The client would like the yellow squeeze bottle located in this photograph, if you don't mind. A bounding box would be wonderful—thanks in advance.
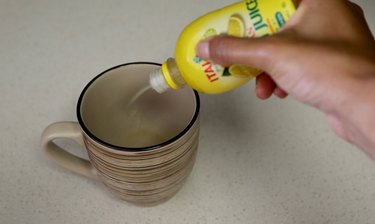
[150,0,296,94]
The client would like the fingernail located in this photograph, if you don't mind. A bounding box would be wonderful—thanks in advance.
[196,40,210,59]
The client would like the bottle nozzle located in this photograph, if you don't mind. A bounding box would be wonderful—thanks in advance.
[149,68,171,93]
[149,58,186,93]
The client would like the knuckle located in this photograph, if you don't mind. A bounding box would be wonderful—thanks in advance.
[348,1,364,15]
[208,36,234,63]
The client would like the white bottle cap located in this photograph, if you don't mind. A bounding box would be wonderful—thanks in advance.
[149,68,171,93]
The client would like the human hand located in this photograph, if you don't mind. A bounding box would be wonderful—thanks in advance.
[196,0,375,159]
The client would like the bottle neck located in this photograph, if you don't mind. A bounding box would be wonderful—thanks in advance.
[164,58,186,88]
[149,68,171,93]
[149,58,186,93]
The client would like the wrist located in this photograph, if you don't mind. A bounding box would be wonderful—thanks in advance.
[334,70,375,159]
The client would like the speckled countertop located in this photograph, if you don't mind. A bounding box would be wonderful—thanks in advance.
[1,1,375,223]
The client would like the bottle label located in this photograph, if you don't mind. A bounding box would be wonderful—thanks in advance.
[176,0,296,93]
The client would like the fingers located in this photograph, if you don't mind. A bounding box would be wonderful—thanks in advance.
[255,73,288,99]
[256,73,275,99]
[195,33,291,100]
[274,87,288,99]
[196,35,277,71]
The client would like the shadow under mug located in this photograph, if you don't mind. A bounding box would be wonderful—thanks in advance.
[41,62,200,206]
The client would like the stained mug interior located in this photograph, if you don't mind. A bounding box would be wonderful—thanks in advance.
[41,62,200,205]
[78,62,199,149]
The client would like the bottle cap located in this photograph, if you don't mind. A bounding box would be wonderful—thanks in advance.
[149,68,171,93]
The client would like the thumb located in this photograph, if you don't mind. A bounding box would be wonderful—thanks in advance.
[196,35,279,72]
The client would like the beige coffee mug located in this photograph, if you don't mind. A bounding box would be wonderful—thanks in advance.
[41,62,200,206]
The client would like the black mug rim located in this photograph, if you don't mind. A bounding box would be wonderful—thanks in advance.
[76,62,200,152]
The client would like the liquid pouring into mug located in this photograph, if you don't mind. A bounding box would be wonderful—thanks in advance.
[127,85,153,108]
[121,85,166,147]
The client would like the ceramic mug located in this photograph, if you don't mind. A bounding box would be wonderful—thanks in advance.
[41,62,200,206]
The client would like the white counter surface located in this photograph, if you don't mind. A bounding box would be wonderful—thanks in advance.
[1,1,375,223]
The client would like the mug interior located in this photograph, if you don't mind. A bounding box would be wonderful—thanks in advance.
[77,62,199,150]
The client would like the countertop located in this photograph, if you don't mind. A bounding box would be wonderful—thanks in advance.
[1,1,375,223]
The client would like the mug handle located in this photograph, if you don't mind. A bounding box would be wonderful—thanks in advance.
[41,121,97,179]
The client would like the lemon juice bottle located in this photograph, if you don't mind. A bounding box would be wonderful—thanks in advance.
[150,0,296,94]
